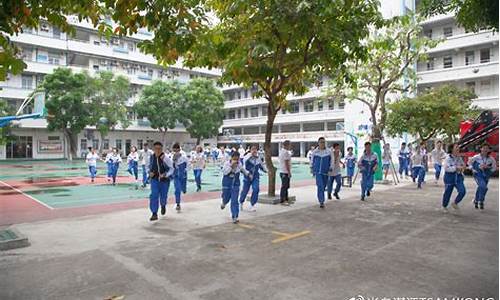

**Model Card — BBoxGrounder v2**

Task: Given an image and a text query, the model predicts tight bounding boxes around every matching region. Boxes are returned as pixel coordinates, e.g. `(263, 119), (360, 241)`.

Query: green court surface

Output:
(0, 159), (315, 209)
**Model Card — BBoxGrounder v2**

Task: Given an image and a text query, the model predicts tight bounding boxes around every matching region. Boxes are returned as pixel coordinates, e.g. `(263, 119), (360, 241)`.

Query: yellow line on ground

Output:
(237, 223), (255, 229)
(271, 231), (290, 237)
(271, 231), (311, 244)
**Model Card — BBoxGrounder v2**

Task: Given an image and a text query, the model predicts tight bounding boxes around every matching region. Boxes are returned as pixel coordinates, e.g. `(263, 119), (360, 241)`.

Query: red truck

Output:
(458, 110), (499, 176)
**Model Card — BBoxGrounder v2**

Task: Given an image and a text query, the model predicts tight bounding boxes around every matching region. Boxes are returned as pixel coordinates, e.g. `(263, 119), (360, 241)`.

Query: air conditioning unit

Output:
(111, 38), (119, 45)
(99, 59), (107, 66)
(40, 24), (50, 32)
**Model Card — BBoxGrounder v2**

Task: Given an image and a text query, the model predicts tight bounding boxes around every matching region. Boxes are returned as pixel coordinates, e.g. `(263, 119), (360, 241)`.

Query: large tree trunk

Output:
(370, 108), (383, 180)
(196, 136), (201, 146)
(264, 103), (277, 197)
(63, 129), (78, 161)
(99, 131), (106, 153)
(161, 129), (167, 148)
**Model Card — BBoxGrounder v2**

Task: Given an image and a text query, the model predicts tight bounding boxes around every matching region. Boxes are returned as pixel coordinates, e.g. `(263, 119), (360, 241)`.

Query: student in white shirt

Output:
(279, 140), (293, 205)
(139, 143), (154, 188)
(191, 145), (206, 192)
(85, 147), (99, 183)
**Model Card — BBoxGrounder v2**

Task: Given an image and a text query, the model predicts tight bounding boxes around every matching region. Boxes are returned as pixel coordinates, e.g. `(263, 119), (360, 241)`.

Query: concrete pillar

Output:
(300, 142), (305, 158)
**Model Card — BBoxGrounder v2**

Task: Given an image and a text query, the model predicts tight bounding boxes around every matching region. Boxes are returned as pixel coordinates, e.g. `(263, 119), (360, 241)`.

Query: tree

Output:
(187, 0), (382, 197)
(418, 0), (498, 32)
(181, 78), (224, 145)
(43, 68), (93, 160)
(90, 71), (131, 151)
(0, 101), (15, 145)
(1, 0), (207, 80)
(134, 80), (183, 146)
(329, 14), (437, 180)
(386, 85), (478, 143)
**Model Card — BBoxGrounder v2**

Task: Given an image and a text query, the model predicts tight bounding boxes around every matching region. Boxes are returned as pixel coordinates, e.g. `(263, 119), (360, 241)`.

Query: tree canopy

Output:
(418, 0), (498, 32)
(43, 68), (93, 159)
(181, 78), (225, 145)
(386, 84), (478, 142)
(0, 101), (15, 145)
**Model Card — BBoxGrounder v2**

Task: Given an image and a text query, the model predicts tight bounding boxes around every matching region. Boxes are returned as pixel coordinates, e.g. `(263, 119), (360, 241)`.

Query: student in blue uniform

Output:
(239, 144), (267, 212)
(127, 146), (140, 189)
(221, 152), (251, 223)
(108, 148), (122, 186)
(430, 141), (446, 185)
(310, 137), (332, 208)
(86, 147), (99, 183)
(139, 143), (154, 188)
(441, 143), (466, 212)
(148, 141), (174, 221)
(327, 143), (344, 200)
(172, 143), (188, 212)
(344, 147), (356, 188)
(469, 144), (497, 210)
(358, 142), (378, 201)
(410, 144), (426, 189)
(397, 142), (410, 179)
(103, 148), (114, 182)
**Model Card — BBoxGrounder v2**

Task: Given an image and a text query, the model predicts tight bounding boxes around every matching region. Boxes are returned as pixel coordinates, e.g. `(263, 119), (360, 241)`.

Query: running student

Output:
(441, 143), (466, 212)
(239, 144), (267, 212)
(139, 143), (154, 188)
(172, 143), (188, 212)
(358, 142), (378, 201)
(430, 141), (446, 184)
(382, 143), (392, 180)
(397, 142), (410, 179)
(327, 143), (344, 200)
(469, 144), (497, 210)
(344, 147), (356, 187)
(104, 148), (114, 182)
(86, 147), (99, 183)
(310, 137), (332, 208)
(127, 146), (140, 189)
(221, 152), (251, 223)
(279, 140), (292, 205)
(191, 145), (206, 192)
(108, 148), (122, 185)
(410, 144), (426, 189)
(148, 141), (174, 221)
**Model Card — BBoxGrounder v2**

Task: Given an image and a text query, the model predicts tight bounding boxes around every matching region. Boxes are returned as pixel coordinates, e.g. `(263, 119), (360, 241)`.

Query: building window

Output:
(427, 57), (435, 70)
(243, 108), (248, 118)
(480, 80), (491, 95)
(92, 139), (99, 150)
(227, 110), (235, 119)
(317, 100), (323, 111)
(281, 124), (301, 133)
(336, 122), (345, 131)
(243, 126), (259, 134)
(261, 106), (267, 116)
(303, 122), (325, 132)
(21, 75), (33, 89)
(338, 100), (345, 109)
(53, 27), (61, 39)
(465, 51), (475, 65)
(137, 139), (143, 150)
(443, 27), (453, 38)
(115, 139), (122, 152)
(287, 102), (299, 114)
(103, 139), (109, 150)
(236, 109), (241, 119)
(304, 100), (314, 112)
(48, 53), (60, 65)
(465, 81), (476, 93)
(80, 139), (87, 151)
(327, 122), (337, 131)
(250, 107), (259, 118)
(21, 49), (33, 61)
(424, 29), (432, 39)
(443, 56), (453, 69)
(328, 98), (335, 110)
(48, 136), (60, 141)
(480, 49), (490, 63)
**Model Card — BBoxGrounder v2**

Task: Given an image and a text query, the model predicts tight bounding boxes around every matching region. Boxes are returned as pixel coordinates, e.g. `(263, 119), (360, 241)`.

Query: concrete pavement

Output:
(0, 177), (498, 300)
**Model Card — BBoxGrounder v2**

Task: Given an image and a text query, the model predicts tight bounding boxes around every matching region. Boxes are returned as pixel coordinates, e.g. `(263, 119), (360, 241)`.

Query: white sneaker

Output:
(248, 205), (256, 212)
(442, 207), (449, 213)
(240, 203), (244, 211)
(451, 202), (459, 210)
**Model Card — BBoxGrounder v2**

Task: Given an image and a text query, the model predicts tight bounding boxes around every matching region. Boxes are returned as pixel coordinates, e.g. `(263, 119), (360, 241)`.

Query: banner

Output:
(38, 140), (63, 153)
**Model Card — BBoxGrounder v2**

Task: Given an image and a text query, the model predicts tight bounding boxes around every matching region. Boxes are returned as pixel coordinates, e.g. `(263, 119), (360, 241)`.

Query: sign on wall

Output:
(38, 140), (63, 153)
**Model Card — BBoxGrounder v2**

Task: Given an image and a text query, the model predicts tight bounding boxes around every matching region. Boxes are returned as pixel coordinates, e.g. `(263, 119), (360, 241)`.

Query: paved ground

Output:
(0, 177), (498, 300)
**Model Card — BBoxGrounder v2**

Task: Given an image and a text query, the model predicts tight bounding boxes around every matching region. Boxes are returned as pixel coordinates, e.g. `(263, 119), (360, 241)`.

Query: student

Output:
(104, 148), (114, 182)
(127, 146), (140, 189)
(310, 137), (332, 208)
(221, 152), (251, 223)
(442, 143), (466, 212)
(239, 144), (267, 212)
(85, 147), (99, 183)
(344, 147), (356, 188)
(191, 145), (206, 192)
(148, 141), (174, 221)
(410, 144), (425, 189)
(238, 145), (246, 163)
(139, 143), (154, 188)
(430, 141), (446, 184)
(211, 146), (219, 164)
(172, 143), (188, 212)
(421, 142), (429, 173)
(358, 142), (378, 201)
(382, 143), (392, 180)
(469, 144), (497, 210)
(397, 142), (410, 179)
(279, 140), (292, 206)
(327, 143), (344, 200)
(108, 148), (122, 185)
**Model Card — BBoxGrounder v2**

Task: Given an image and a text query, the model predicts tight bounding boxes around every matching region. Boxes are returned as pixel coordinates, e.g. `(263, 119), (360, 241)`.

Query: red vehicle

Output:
(458, 110), (499, 176)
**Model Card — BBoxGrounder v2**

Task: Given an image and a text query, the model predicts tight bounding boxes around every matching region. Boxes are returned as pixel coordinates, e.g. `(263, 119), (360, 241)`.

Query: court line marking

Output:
(0, 179), (54, 210)
(237, 223), (255, 229)
(272, 230), (311, 244)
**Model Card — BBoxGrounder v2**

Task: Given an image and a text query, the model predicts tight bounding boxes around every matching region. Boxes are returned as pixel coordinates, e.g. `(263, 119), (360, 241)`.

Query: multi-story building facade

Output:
(0, 17), (220, 159)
